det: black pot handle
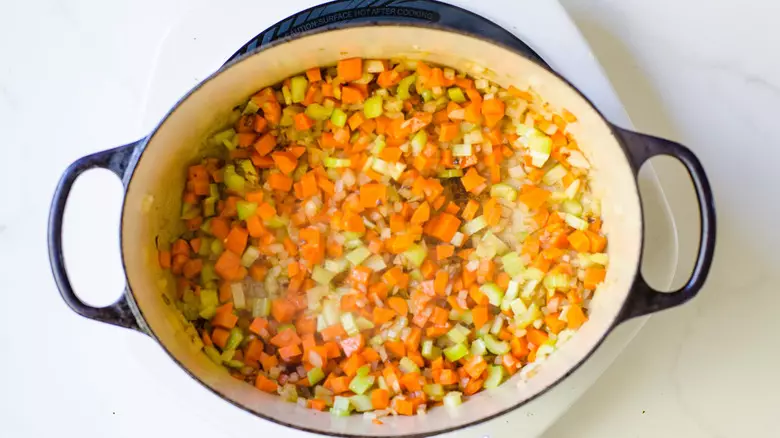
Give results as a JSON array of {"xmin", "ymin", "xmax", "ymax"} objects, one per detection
[
  {"xmin": 227, "ymin": 0, "xmax": 548, "ymax": 69},
  {"xmin": 613, "ymin": 127, "xmax": 716, "ymax": 322},
  {"xmin": 48, "ymin": 140, "xmax": 145, "ymax": 332}
]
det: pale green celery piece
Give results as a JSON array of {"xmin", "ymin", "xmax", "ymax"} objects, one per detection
[
  {"xmin": 590, "ymin": 253, "xmax": 609, "ymax": 265},
  {"xmin": 240, "ymin": 246, "xmax": 260, "ymax": 268},
  {"xmin": 220, "ymin": 349, "xmax": 235, "ymax": 362},
  {"xmin": 480, "ymin": 283, "xmax": 504, "ymax": 306},
  {"xmin": 490, "ymin": 315, "xmax": 504, "ymax": 335},
  {"xmin": 346, "ymin": 246, "xmax": 371, "ymax": 266},
  {"xmin": 510, "ymin": 298, "xmax": 528, "ymax": 316},
  {"xmin": 264, "ymin": 215, "xmax": 288, "ymax": 229},
  {"xmin": 409, "ymin": 269, "xmax": 424, "ymax": 282},
  {"xmin": 305, "ymin": 103, "xmax": 334, "ymax": 121},
  {"xmin": 452, "ymin": 143, "xmax": 473, "ymax": 157},
  {"xmin": 349, "ymin": 395, "xmax": 374, "ymax": 412},
  {"xmin": 313, "ymin": 266, "xmax": 337, "ymax": 285},
  {"xmin": 323, "ymin": 157, "xmax": 352, "ymax": 169},
  {"xmin": 236, "ymin": 201, "xmax": 258, "ymax": 220},
  {"xmin": 397, "ymin": 74, "xmax": 416, "ymax": 100},
  {"xmin": 349, "ymin": 375, "xmax": 375, "ymax": 395},
  {"xmin": 490, "ymin": 183, "xmax": 518, "ymax": 201},
  {"xmin": 344, "ymin": 239, "xmax": 365, "ymax": 249},
  {"xmin": 198, "ymin": 306, "xmax": 217, "ymax": 320},
  {"xmin": 437, "ymin": 169, "xmax": 463, "ymax": 178},
  {"xmin": 403, "ymin": 244, "xmax": 427, "ymax": 268},
  {"xmin": 341, "ymin": 312, "xmax": 359, "ymax": 337},
  {"xmin": 471, "ymin": 338, "xmax": 487, "ymax": 356},
  {"xmin": 210, "ymin": 239, "xmax": 224, "ymax": 256},
  {"xmin": 202, "ymin": 197, "xmax": 216, "ymax": 217},
  {"xmin": 200, "ymin": 288, "xmax": 219, "ymax": 310},
  {"xmin": 543, "ymin": 273, "xmax": 571, "ymax": 291},
  {"xmin": 423, "ymin": 383, "xmax": 445, "ymax": 400},
  {"xmin": 389, "ymin": 162, "xmax": 406, "ymax": 181},
  {"xmin": 355, "ymin": 316, "xmax": 375, "ymax": 331},
  {"xmin": 325, "ymin": 258, "xmax": 349, "ymax": 274},
  {"xmin": 238, "ymin": 159, "xmax": 258, "ymax": 185},
  {"xmin": 562, "ymin": 199, "xmax": 583, "ymax": 216},
  {"xmin": 282, "ymin": 85, "xmax": 293, "ymax": 106},
  {"xmin": 527, "ymin": 130, "xmax": 552, "ymax": 168},
  {"xmin": 421, "ymin": 89, "xmax": 433, "ymax": 102},
  {"xmin": 308, "ymin": 367, "xmax": 326, "ymax": 386},
  {"xmin": 462, "ymin": 216, "xmax": 487, "ymax": 236},
  {"xmin": 201, "ymin": 263, "xmax": 218, "ymax": 285},
  {"xmin": 515, "ymin": 123, "xmax": 533, "ymax": 136},
  {"xmin": 421, "ymin": 339, "xmax": 434, "ymax": 358},
  {"xmin": 290, "ymin": 76, "xmax": 308, "ymax": 103},
  {"xmin": 482, "ymin": 232, "xmax": 510, "ymax": 256},
  {"xmin": 242, "ymin": 100, "xmax": 259, "ymax": 115},
  {"xmin": 330, "ymin": 108, "xmax": 347, "ymax": 127},
  {"xmin": 364, "ymin": 96, "xmax": 384, "ymax": 119},
  {"xmin": 523, "ymin": 267, "xmax": 545, "ymax": 282},
  {"xmin": 482, "ymin": 334, "xmax": 510, "ymax": 355},
  {"xmin": 447, "ymin": 325, "xmax": 468, "ymax": 344},
  {"xmin": 444, "ymin": 343, "xmax": 469, "ymax": 362},
  {"xmin": 204, "ymin": 345, "xmax": 223, "ymax": 365},
  {"xmin": 443, "ymin": 391, "xmax": 463, "ymax": 408},
  {"xmin": 515, "ymin": 302, "xmax": 541, "ymax": 329},
  {"xmin": 253, "ymin": 298, "xmax": 271, "ymax": 318},
  {"xmin": 501, "ymin": 252, "xmax": 525, "ymax": 277},
  {"xmin": 459, "ymin": 309, "xmax": 473, "ymax": 325},
  {"xmin": 500, "ymin": 281, "xmax": 522, "ymax": 312},
  {"xmin": 356, "ymin": 365, "xmax": 371, "ymax": 377},
  {"xmin": 543, "ymin": 164, "xmax": 568, "ymax": 185},
  {"xmin": 181, "ymin": 202, "xmax": 200, "ymax": 220},
  {"xmin": 226, "ymin": 359, "xmax": 245, "ymax": 369},
  {"xmin": 221, "ymin": 138, "xmax": 236, "ymax": 151},
  {"xmin": 370, "ymin": 135, "xmax": 387, "ymax": 155},
  {"xmin": 208, "ymin": 183, "xmax": 219, "ymax": 199},
  {"xmin": 280, "ymin": 383, "xmax": 298, "ymax": 403},
  {"xmin": 399, "ymin": 357, "xmax": 421, "ymax": 374},
  {"xmin": 565, "ymin": 213, "xmax": 589, "ymax": 230},
  {"xmin": 225, "ymin": 327, "xmax": 244, "ymax": 351},
  {"xmin": 447, "ymin": 87, "xmax": 466, "ymax": 103},
  {"xmin": 364, "ymin": 254, "xmax": 387, "ymax": 271},
  {"xmin": 411, "ymin": 130, "xmax": 427, "ymax": 155},
  {"xmin": 224, "ymin": 172, "xmax": 245, "ymax": 193},
  {"xmin": 280, "ymin": 106, "xmax": 296, "ymax": 126},
  {"xmin": 483, "ymin": 365, "xmax": 505, "ymax": 389},
  {"xmin": 213, "ymin": 128, "xmax": 236, "ymax": 146},
  {"xmin": 323, "ymin": 299, "xmax": 342, "ymax": 326}
]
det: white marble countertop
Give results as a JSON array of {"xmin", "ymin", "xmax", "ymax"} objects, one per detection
[{"xmin": 1, "ymin": 0, "xmax": 778, "ymax": 437}]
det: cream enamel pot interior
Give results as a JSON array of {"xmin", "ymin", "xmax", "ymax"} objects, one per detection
[{"xmin": 48, "ymin": 25, "xmax": 716, "ymax": 437}]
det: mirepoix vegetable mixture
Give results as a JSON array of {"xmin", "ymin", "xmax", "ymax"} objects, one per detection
[{"xmin": 158, "ymin": 57, "xmax": 608, "ymax": 420}]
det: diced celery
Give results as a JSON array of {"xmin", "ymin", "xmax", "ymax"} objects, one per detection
[
  {"xmin": 236, "ymin": 201, "xmax": 257, "ymax": 221},
  {"xmin": 199, "ymin": 306, "xmax": 216, "ymax": 320},
  {"xmin": 565, "ymin": 178, "xmax": 581, "ymax": 199},
  {"xmin": 312, "ymin": 266, "xmax": 337, "ymax": 285},
  {"xmin": 225, "ymin": 327, "xmax": 244, "ymax": 351},
  {"xmin": 447, "ymin": 87, "xmax": 466, "ymax": 103},
  {"xmin": 500, "ymin": 280, "xmax": 521, "ymax": 311},
  {"xmin": 459, "ymin": 309, "xmax": 474, "ymax": 325},
  {"xmin": 543, "ymin": 273, "xmax": 571, "ymax": 291},
  {"xmin": 200, "ymin": 288, "xmax": 219, "ymax": 310},
  {"xmin": 522, "ymin": 279, "xmax": 540, "ymax": 299},
  {"xmin": 438, "ymin": 169, "xmax": 463, "ymax": 178},
  {"xmin": 443, "ymin": 391, "xmax": 462, "ymax": 408},
  {"xmin": 305, "ymin": 103, "xmax": 333, "ymax": 121},
  {"xmin": 308, "ymin": 367, "xmax": 325, "ymax": 386},
  {"xmin": 452, "ymin": 143, "xmax": 473, "ymax": 157},
  {"xmin": 421, "ymin": 89, "xmax": 433, "ymax": 102},
  {"xmin": 397, "ymin": 74, "xmax": 416, "ymax": 100},
  {"xmin": 564, "ymin": 213, "xmax": 589, "ymax": 230},
  {"xmin": 399, "ymin": 357, "xmax": 420, "ymax": 374},
  {"xmin": 490, "ymin": 183, "xmax": 518, "ymax": 201},
  {"xmin": 481, "ymin": 231, "xmax": 510, "ymax": 256},
  {"xmin": 462, "ymin": 216, "xmax": 487, "ymax": 236},
  {"xmin": 242, "ymin": 100, "xmax": 259, "ymax": 115},
  {"xmin": 240, "ymin": 246, "xmax": 260, "ymax": 268},
  {"xmin": 224, "ymin": 171, "xmax": 245, "ymax": 193},
  {"xmin": 346, "ymin": 246, "xmax": 371, "ymax": 266},
  {"xmin": 515, "ymin": 302, "xmax": 541, "ymax": 329},
  {"xmin": 330, "ymin": 108, "xmax": 347, "ymax": 127},
  {"xmin": 471, "ymin": 338, "xmax": 487, "ymax": 356},
  {"xmin": 510, "ymin": 298, "xmax": 528, "ymax": 316},
  {"xmin": 388, "ymin": 162, "xmax": 406, "ymax": 181},
  {"xmin": 590, "ymin": 253, "xmax": 609, "ymax": 265},
  {"xmin": 181, "ymin": 202, "xmax": 200, "ymax": 220},
  {"xmin": 447, "ymin": 325, "xmax": 468, "ymax": 344},
  {"xmin": 204, "ymin": 345, "xmax": 222, "ymax": 365},
  {"xmin": 422, "ymin": 339, "xmax": 441, "ymax": 360},
  {"xmin": 290, "ymin": 76, "xmax": 308, "ymax": 103},
  {"xmin": 331, "ymin": 396, "xmax": 353, "ymax": 416},
  {"xmin": 324, "ymin": 157, "xmax": 351, "ymax": 168},
  {"xmin": 363, "ymin": 96, "xmax": 384, "ymax": 119},
  {"xmin": 403, "ymin": 244, "xmax": 427, "ymax": 268},
  {"xmin": 527, "ymin": 130, "xmax": 552, "ymax": 168},
  {"xmin": 201, "ymin": 262, "xmax": 218, "ymax": 285},
  {"xmin": 253, "ymin": 298, "xmax": 271, "ymax": 318},
  {"xmin": 349, "ymin": 394, "xmax": 374, "ymax": 412},
  {"xmin": 231, "ymin": 283, "xmax": 246, "ymax": 309},
  {"xmin": 411, "ymin": 130, "xmax": 427, "ymax": 155},
  {"xmin": 480, "ymin": 283, "xmax": 504, "ymax": 307},
  {"xmin": 364, "ymin": 254, "xmax": 387, "ymax": 271},
  {"xmin": 281, "ymin": 85, "xmax": 292, "ymax": 106},
  {"xmin": 370, "ymin": 135, "xmax": 387, "ymax": 155},
  {"xmin": 483, "ymin": 334, "xmax": 510, "ymax": 355},
  {"xmin": 238, "ymin": 160, "xmax": 258, "ymax": 185},
  {"xmin": 423, "ymin": 383, "xmax": 445, "ymax": 400},
  {"xmin": 226, "ymin": 359, "xmax": 245, "ymax": 369},
  {"xmin": 523, "ymin": 267, "xmax": 545, "ymax": 282},
  {"xmin": 341, "ymin": 312, "xmax": 359, "ymax": 337},
  {"xmin": 210, "ymin": 239, "xmax": 224, "ymax": 256},
  {"xmin": 516, "ymin": 123, "xmax": 533, "ymax": 137},
  {"xmin": 202, "ymin": 197, "xmax": 216, "ymax": 217},
  {"xmin": 490, "ymin": 315, "xmax": 504, "ymax": 335},
  {"xmin": 324, "ymin": 258, "xmax": 349, "ymax": 274},
  {"xmin": 562, "ymin": 199, "xmax": 583, "ymax": 216},
  {"xmin": 355, "ymin": 316, "xmax": 375, "ymax": 331},
  {"xmin": 501, "ymin": 252, "xmax": 525, "ymax": 277},
  {"xmin": 357, "ymin": 365, "xmax": 371, "ymax": 378},
  {"xmin": 221, "ymin": 349, "xmax": 235, "ymax": 362},
  {"xmin": 443, "ymin": 343, "xmax": 469, "ymax": 362},
  {"xmin": 483, "ymin": 365, "xmax": 505, "ymax": 389},
  {"xmin": 543, "ymin": 164, "xmax": 568, "ymax": 186},
  {"xmin": 213, "ymin": 128, "xmax": 236, "ymax": 146}
]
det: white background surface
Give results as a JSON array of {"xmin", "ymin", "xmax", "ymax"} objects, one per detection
[{"xmin": 1, "ymin": 0, "xmax": 778, "ymax": 437}]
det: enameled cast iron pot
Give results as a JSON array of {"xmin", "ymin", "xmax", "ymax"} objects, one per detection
[{"xmin": 48, "ymin": 13, "xmax": 716, "ymax": 438}]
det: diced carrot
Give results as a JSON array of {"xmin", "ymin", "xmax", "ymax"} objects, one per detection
[
  {"xmin": 387, "ymin": 297, "xmax": 408, "ymax": 316},
  {"xmin": 253, "ymin": 133, "xmax": 276, "ymax": 156},
  {"xmin": 337, "ymin": 58, "xmax": 363, "ymax": 82},
  {"xmin": 255, "ymin": 375, "xmax": 278, "ymax": 393},
  {"xmin": 472, "ymin": 305, "xmax": 489, "ymax": 329},
  {"xmin": 568, "ymin": 230, "xmax": 591, "ymax": 253},
  {"xmin": 341, "ymin": 86, "xmax": 364, "ymax": 104},
  {"xmin": 359, "ymin": 183, "xmax": 387, "ymax": 209},
  {"xmin": 584, "ymin": 267, "xmax": 606, "ymax": 290},
  {"xmin": 214, "ymin": 250, "xmax": 242, "ymax": 280},
  {"xmin": 371, "ymin": 389, "xmax": 390, "ymax": 409},
  {"xmin": 306, "ymin": 67, "xmax": 322, "ymax": 82},
  {"xmin": 211, "ymin": 327, "xmax": 230, "ymax": 349}
]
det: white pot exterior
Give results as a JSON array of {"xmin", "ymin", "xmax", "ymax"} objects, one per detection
[{"xmin": 120, "ymin": 25, "xmax": 642, "ymax": 436}]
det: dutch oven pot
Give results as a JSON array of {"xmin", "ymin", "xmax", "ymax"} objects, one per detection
[{"xmin": 48, "ymin": 23, "xmax": 715, "ymax": 438}]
